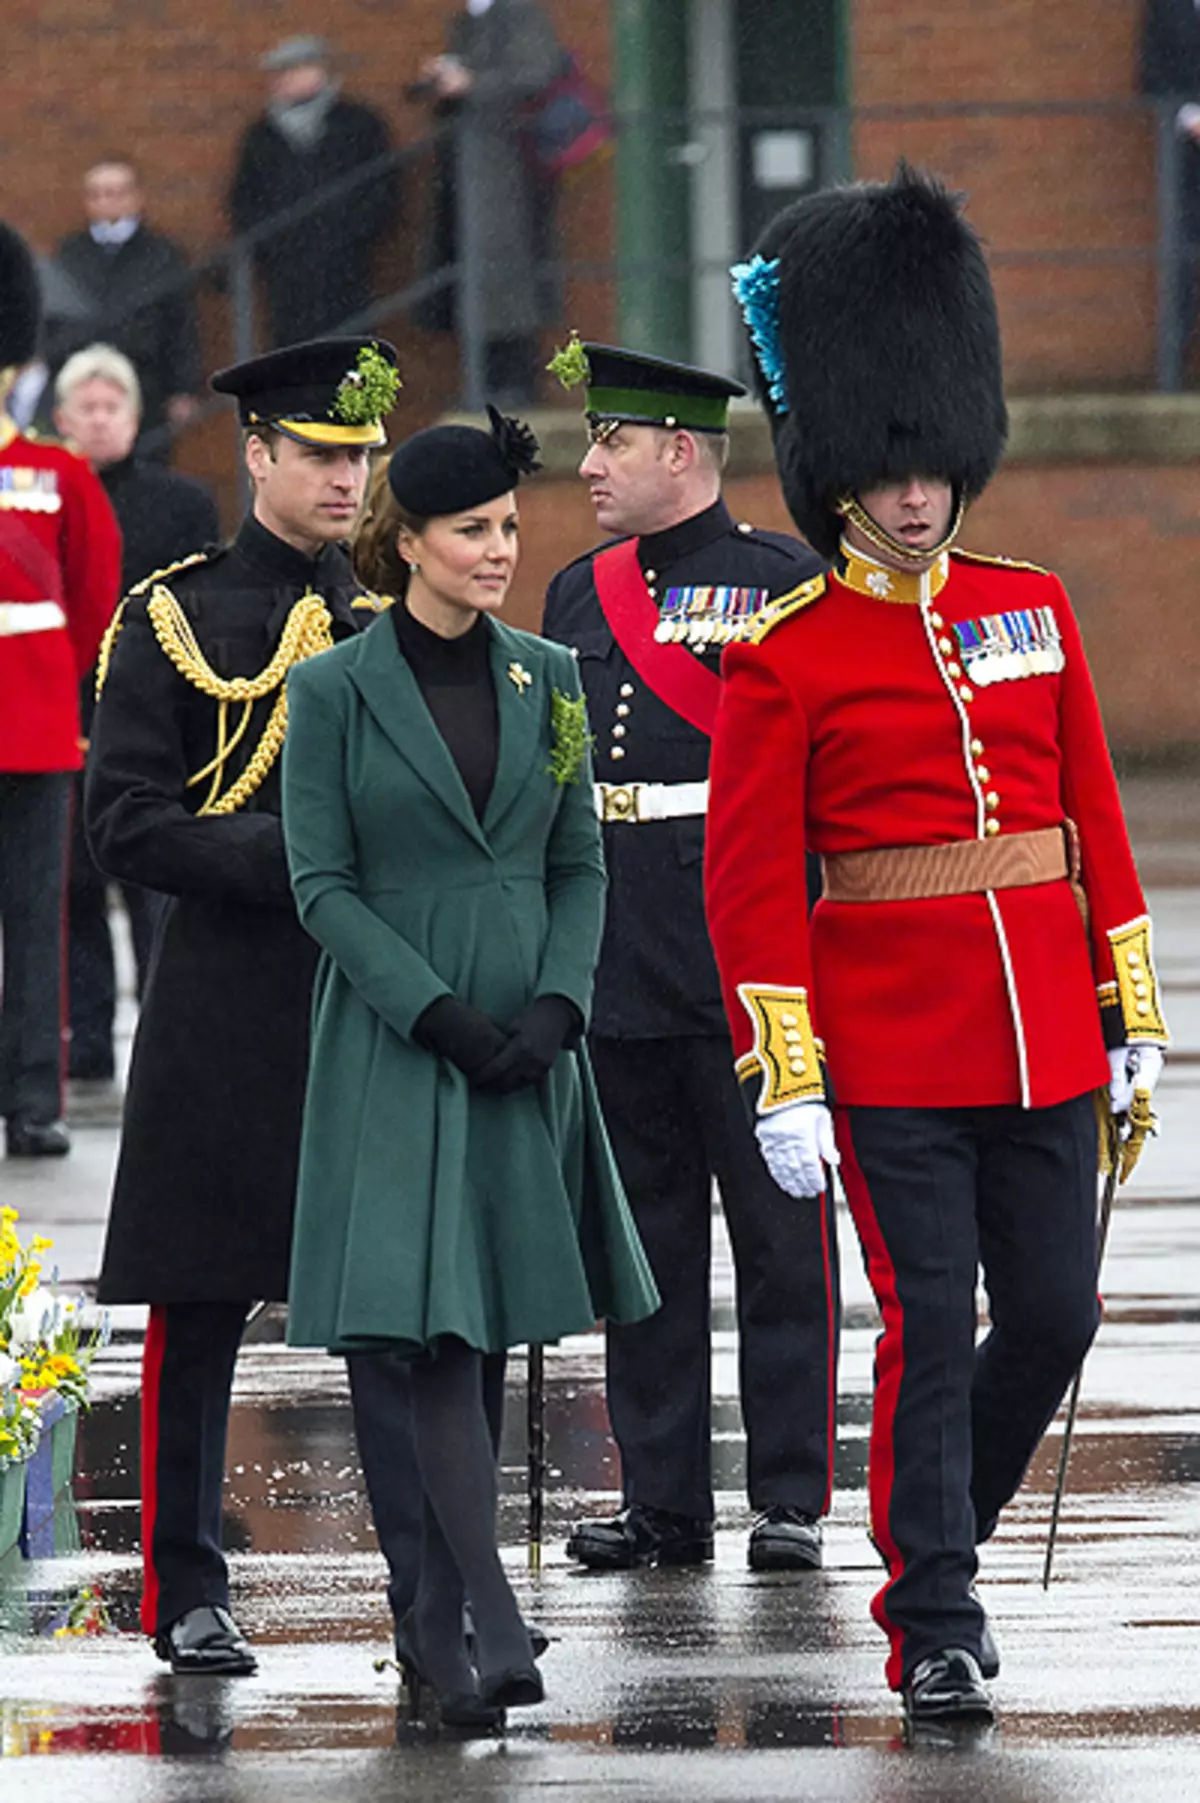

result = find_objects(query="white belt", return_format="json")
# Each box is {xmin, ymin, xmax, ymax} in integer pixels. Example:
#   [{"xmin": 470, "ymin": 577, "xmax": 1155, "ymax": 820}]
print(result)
[
  {"xmin": 594, "ymin": 780, "xmax": 710, "ymax": 824},
  {"xmin": 0, "ymin": 601, "xmax": 67, "ymax": 638}
]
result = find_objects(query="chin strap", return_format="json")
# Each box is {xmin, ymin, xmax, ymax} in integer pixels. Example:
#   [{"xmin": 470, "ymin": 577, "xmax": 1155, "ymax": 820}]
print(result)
[{"xmin": 836, "ymin": 490, "xmax": 966, "ymax": 569}]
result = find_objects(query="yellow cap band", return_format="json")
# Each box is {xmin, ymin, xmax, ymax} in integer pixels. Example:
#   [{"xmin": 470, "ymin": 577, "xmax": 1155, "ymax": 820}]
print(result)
[{"xmin": 272, "ymin": 418, "xmax": 386, "ymax": 448}]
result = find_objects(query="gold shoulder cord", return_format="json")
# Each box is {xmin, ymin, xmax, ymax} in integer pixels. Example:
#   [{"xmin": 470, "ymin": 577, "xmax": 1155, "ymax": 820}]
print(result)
[
  {"xmin": 95, "ymin": 553, "xmax": 215, "ymax": 703},
  {"xmin": 146, "ymin": 585, "xmax": 334, "ymax": 815}
]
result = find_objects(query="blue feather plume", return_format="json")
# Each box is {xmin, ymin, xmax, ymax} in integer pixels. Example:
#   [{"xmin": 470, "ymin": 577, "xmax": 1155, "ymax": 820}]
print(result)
[{"xmin": 729, "ymin": 254, "xmax": 788, "ymax": 414}]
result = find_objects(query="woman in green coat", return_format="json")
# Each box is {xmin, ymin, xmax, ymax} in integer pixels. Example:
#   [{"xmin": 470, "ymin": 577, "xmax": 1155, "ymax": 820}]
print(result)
[{"xmin": 281, "ymin": 408, "xmax": 657, "ymax": 1726}]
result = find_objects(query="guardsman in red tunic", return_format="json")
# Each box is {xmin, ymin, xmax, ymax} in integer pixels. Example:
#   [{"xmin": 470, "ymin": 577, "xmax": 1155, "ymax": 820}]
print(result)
[
  {"xmin": 707, "ymin": 168, "xmax": 1168, "ymax": 1728},
  {"xmin": 0, "ymin": 223, "xmax": 121, "ymax": 1157}
]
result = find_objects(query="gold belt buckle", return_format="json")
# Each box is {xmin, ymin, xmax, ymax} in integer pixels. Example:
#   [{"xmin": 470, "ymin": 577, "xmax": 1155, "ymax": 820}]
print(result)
[{"xmin": 601, "ymin": 782, "xmax": 641, "ymax": 823}]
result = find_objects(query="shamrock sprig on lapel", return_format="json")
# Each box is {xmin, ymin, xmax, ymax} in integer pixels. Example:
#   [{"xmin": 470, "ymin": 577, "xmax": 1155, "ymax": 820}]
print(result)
[{"xmin": 546, "ymin": 689, "xmax": 593, "ymax": 786}]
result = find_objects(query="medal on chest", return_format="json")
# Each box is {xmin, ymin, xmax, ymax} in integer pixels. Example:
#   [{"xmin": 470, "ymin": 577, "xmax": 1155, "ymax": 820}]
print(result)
[
  {"xmin": 952, "ymin": 605, "xmax": 1065, "ymax": 686},
  {"xmin": 653, "ymin": 584, "xmax": 771, "ymax": 648}
]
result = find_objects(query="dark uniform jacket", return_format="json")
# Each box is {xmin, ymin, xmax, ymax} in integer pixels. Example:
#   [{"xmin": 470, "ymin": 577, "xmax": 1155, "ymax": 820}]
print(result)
[
  {"xmin": 86, "ymin": 515, "xmax": 369, "ymax": 1303},
  {"xmin": 541, "ymin": 498, "xmax": 823, "ymax": 1040},
  {"xmin": 47, "ymin": 225, "xmax": 203, "ymax": 435}
]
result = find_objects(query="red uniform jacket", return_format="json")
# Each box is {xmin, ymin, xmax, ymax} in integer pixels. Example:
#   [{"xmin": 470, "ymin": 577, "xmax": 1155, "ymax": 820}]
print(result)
[
  {"xmin": 0, "ymin": 422, "xmax": 121, "ymax": 773},
  {"xmin": 704, "ymin": 545, "xmax": 1167, "ymax": 1113}
]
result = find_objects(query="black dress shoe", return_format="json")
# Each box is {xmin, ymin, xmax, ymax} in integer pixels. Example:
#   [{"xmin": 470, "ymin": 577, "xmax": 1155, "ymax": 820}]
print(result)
[
  {"xmin": 154, "ymin": 1605, "xmax": 258, "ymax": 1676},
  {"xmin": 396, "ymin": 1610, "xmax": 503, "ymax": 1730},
  {"xmin": 902, "ymin": 1648, "xmax": 994, "ymax": 1723},
  {"xmin": 6, "ymin": 1118, "xmax": 71, "ymax": 1159},
  {"xmin": 566, "ymin": 1503, "xmax": 714, "ymax": 1570},
  {"xmin": 748, "ymin": 1506, "xmax": 823, "ymax": 1571}
]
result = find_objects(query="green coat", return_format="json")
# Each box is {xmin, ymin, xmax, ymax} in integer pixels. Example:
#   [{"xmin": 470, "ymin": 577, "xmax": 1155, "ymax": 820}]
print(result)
[{"xmin": 281, "ymin": 611, "xmax": 658, "ymax": 1355}]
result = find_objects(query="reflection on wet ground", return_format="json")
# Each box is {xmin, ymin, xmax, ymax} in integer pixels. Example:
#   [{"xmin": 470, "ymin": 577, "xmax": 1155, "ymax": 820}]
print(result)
[{"xmin": 3, "ymin": 845, "xmax": 1200, "ymax": 1794}]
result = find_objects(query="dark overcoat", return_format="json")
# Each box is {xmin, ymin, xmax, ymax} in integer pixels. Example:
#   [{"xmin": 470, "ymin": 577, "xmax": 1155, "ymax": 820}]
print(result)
[
  {"xmin": 86, "ymin": 516, "xmax": 369, "ymax": 1304},
  {"xmin": 282, "ymin": 613, "xmax": 659, "ymax": 1355},
  {"xmin": 47, "ymin": 225, "xmax": 203, "ymax": 433},
  {"xmin": 541, "ymin": 498, "xmax": 824, "ymax": 1039},
  {"xmin": 419, "ymin": 0, "xmax": 562, "ymax": 338}
]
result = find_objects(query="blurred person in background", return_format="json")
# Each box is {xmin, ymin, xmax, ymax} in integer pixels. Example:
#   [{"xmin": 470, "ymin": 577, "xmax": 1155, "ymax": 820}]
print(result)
[
  {"xmin": 54, "ymin": 345, "xmax": 219, "ymax": 1115},
  {"xmin": 46, "ymin": 159, "xmax": 204, "ymax": 450},
  {"xmin": 414, "ymin": 0, "xmax": 563, "ymax": 406},
  {"xmin": 229, "ymin": 36, "xmax": 396, "ymax": 349},
  {"xmin": 0, "ymin": 227, "xmax": 122, "ymax": 1160},
  {"xmin": 1141, "ymin": 0, "xmax": 1200, "ymax": 371}
]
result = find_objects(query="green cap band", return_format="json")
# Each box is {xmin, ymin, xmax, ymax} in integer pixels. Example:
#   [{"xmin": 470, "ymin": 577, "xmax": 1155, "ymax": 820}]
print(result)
[{"xmin": 585, "ymin": 384, "xmax": 730, "ymax": 432}]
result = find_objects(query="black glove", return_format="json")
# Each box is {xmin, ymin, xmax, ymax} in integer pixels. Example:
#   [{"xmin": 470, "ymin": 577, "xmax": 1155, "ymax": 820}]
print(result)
[
  {"xmin": 472, "ymin": 994, "xmax": 582, "ymax": 1096},
  {"xmin": 412, "ymin": 995, "xmax": 508, "ymax": 1079}
]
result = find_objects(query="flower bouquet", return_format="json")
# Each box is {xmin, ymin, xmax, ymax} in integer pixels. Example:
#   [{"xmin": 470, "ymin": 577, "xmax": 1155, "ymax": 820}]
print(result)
[{"xmin": 0, "ymin": 1206, "xmax": 108, "ymax": 1558}]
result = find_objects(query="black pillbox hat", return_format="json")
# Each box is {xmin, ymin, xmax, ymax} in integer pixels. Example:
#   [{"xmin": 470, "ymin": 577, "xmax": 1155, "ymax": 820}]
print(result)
[{"xmin": 387, "ymin": 405, "xmax": 541, "ymax": 517}]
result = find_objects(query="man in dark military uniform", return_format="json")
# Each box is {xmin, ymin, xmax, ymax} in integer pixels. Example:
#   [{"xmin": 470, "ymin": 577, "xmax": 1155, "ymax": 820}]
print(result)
[
  {"xmin": 541, "ymin": 341, "xmax": 839, "ymax": 1572},
  {"xmin": 86, "ymin": 336, "xmax": 420, "ymax": 1674}
]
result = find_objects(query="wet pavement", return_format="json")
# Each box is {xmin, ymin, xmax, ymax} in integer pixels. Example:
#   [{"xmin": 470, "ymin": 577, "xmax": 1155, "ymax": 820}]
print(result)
[{"xmin": 2, "ymin": 774, "xmax": 1199, "ymax": 1798}]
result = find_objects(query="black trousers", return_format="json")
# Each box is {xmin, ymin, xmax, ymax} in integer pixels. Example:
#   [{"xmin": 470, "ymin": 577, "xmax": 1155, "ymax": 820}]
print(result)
[
  {"xmin": 346, "ymin": 1347, "xmax": 508, "ymax": 1631},
  {"xmin": 590, "ymin": 1033, "xmax": 840, "ymax": 1522},
  {"xmin": 0, "ymin": 771, "xmax": 71, "ymax": 1125},
  {"xmin": 836, "ymin": 1093, "xmax": 1100, "ymax": 1688},
  {"xmin": 140, "ymin": 1305, "xmax": 471, "ymax": 1638},
  {"xmin": 67, "ymin": 774, "xmax": 163, "ymax": 1079}
]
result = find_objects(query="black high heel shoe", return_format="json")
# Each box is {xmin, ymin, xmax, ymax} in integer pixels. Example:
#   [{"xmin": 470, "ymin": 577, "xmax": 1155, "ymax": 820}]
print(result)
[
  {"xmin": 396, "ymin": 1611, "xmax": 504, "ymax": 1730},
  {"xmin": 479, "ymin": 1662, "xmax": 545, "ymax": 1710}
]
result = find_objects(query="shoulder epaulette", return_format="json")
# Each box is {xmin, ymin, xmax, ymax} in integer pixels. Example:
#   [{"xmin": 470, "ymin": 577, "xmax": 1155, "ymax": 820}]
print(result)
[
  {"xmin": 951, "ymin": 548, "xmax": 1050, "ymax": 577},
  {"xmin": 747, "ymin": 573, "xmax": 827, "ymax": 644},
  {"xmin": 127, "ymin": 548, "xmax": 221, "ymax": 599}
]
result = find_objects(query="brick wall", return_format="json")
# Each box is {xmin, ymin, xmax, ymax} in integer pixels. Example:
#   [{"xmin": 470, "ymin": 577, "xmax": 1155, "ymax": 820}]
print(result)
[
  {"xmin": 509, "ymin": 457, "xmax": 1200, "ymax": 761},
  {"xmin": 850, "ymin": 1, "xmax": 1158, "ymax": 390}
]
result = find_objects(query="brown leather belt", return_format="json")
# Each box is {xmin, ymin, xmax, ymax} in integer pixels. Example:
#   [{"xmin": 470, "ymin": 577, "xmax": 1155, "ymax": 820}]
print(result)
[{"xmin": 822, "ymin": 822, "xmax": 1079, "ymax": 904}]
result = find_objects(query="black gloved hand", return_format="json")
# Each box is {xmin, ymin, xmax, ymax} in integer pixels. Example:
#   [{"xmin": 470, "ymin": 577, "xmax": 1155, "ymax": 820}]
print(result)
[
  {"xmin": 472, "ymin": 994, "xmax": 582, "ymax": 1096},
  {"xmin": 412, "ymin": 995, "xmax": 509, "ymax": 1079}
]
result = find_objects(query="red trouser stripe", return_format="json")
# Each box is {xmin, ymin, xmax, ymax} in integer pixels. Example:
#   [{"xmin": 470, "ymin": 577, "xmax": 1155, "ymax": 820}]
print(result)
[
  {"xmin": 139, "ymin": 1305, "xmax": 167, "ymax": 1637},
  {"xmin": 835, "ymin": 1109, "xmax": 908, "ymax": 1691},
  {"xmin": 818, "ymin": 1187, "xmax": 838, "ymax": 1516}
]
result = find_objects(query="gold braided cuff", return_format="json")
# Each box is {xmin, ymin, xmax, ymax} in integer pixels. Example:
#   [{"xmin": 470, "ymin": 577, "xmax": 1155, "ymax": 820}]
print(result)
[
  {"xmin": 1108, "ymin": 916, "xmax": 1168, "ymax": 1044},
  {"xmin": 735, "ymin": 984, "xmax": 824, "ymax": 1112}
]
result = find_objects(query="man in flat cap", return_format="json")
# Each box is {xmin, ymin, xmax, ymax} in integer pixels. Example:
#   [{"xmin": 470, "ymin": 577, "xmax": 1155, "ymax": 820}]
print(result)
[
  {"xmin": 542, "ymin": 340, "xmax": 839, "ymax": 1577},
  {"xmin": 229, "ymin": 38, "xmax": 395, "ymax": 348},
  {"xmin": 708, "ymin": 165, "xmax": 1167, "ymax": 1725},
  {"xmin": 0, "ymin": 223, "xmax": 121, "ymax": 1160},
  {"xmin": 86, "ymin": 336, "xmax": 413, "ymax": 1673}
]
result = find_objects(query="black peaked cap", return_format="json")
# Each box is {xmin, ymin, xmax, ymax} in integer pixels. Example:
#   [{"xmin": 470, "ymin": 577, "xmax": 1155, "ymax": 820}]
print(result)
[
  {"xmin": 746, "ymin": 165, "xmax": 1007, "ymax": 558},
  {"xmin": 388, "ymin": 406, "xmax": 541, "ymax": 517},
  {"xmin": 211, "ymin": 336, "xmax": 400, "ymax": 445},
  {"xmin": 0, "ymin": 223, "xmax": 42, "ymax": 368}
]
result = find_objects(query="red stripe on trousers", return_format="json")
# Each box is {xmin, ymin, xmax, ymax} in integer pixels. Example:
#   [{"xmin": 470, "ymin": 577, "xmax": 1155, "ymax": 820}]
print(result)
[
  {"xmin": 818, "ymin": 1186, "xmax": 837, "ymax": 1516},
  {"xmin": 835, "ymin": 1108, "xmax": 907, "ymax": 1691},
  {"xmin": 139, "ymin": 1305, "xmax": 167, "ymax": 1637}
]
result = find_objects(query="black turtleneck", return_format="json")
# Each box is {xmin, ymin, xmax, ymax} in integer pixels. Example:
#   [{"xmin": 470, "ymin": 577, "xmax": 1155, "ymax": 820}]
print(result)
[{"xmin": 391, "ymin": 602, "xmax": 498, "ymax": 820}]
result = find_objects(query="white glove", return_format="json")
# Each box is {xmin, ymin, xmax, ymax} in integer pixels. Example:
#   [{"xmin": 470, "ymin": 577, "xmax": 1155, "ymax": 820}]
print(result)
[
  {"xmin": 755, "ymin": 1100, "xmax": 840, "ymax": 1198},
  {"xmin": 1107, "ymin": 1044, "xmax": 1165, "ymax": 1117}
]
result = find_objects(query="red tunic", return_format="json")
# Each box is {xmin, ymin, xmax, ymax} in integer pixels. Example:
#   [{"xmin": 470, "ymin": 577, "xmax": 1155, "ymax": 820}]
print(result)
[
  {"xmin": 0, "ymin": 422, "xmax": 121, "ymax": 773},
  {"xmin": 704, "ymin": 546, "xmax": 1164, "ymax": 1112}
]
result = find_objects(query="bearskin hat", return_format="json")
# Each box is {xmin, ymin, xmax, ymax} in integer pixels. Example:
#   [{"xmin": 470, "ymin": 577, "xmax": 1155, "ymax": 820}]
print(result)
[
  {"xmin": 735, "ymin": 164, "xmax": 1007, "ymax": 559},
  {"xmin": 0, "ymin": 222, "xmax": 42, "ymax": 369}
]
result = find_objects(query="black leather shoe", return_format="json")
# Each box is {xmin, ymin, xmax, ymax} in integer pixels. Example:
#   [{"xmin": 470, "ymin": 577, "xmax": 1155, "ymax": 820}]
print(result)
[
  {"xmin": 6, "ymin": 1118, "xmax": 70, "ymax": 1159},
  {"xmin": 902, "ymin": 1648, "xmax": 994, "ymax": 1723},
  {"xmin": 566, "ymin": 1503, "xmax": 713, "ymax": 1569},
  {"xmin": 154, "ymin": 1605, "xmax": 258, "ymax": 1676},
  {"xmin": 480, "ymin": 1662, "xmax": 544, "ymax": 1710},
  {"xmin": 748, "ymin": 1506, "xmax": 823, "ymax": 1571}
]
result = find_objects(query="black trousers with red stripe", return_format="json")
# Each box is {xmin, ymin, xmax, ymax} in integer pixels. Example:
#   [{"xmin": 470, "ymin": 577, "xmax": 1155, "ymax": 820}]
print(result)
[
  {"xmin": 141, "ymin": 1305, "xmax": 448, "ymax": 1639},
  {"xmin": 591, "ymin": 1033, "xmax": 839, "ymax": 1523},
  {"xmin": 837, "ymin": 1092, "xmax": 1100, "ymax": 1689}
]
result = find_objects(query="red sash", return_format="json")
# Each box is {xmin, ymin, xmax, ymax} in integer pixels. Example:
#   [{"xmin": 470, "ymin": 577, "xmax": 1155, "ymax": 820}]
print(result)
[{"xmin": 592, "ymin": 538, "xmax": 722, "ymax": 737}]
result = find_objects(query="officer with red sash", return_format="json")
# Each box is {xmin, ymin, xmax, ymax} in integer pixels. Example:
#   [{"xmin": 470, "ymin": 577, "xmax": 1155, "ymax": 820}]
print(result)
[
  {"xmin": 542, "ymin": 340, "xmax": 838, "ymax": 1573},
  {"xmin": 707, "ymin": 167, "xmax": 1168, "ymax": 1725},
  {"xmin": 0, "ymin": 223, "xmax": 121, "ymax": 1158}
]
